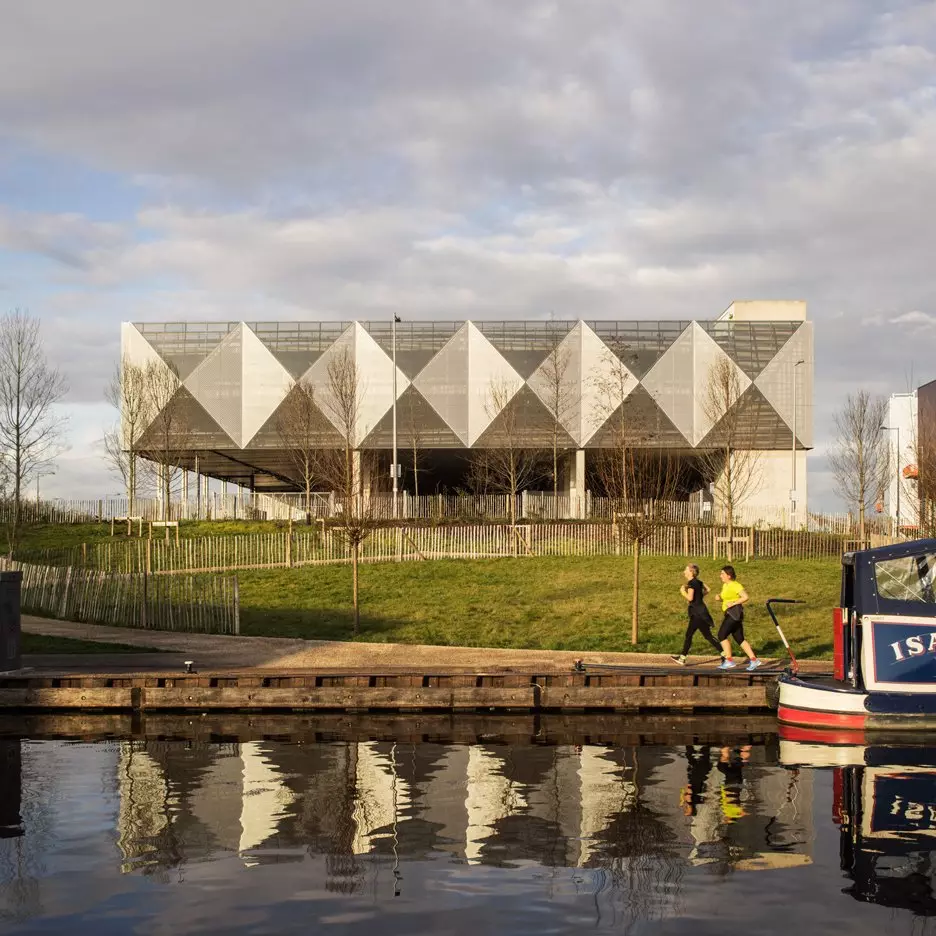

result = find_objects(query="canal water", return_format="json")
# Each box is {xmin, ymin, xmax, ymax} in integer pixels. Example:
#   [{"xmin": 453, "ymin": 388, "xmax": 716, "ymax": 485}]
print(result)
[{"xmin": 0, "ymin": 725, "xmax": 933, "ymax": 934}]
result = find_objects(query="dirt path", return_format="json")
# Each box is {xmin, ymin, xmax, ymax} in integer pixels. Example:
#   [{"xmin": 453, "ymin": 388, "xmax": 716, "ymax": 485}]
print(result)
[{"xmin": 21, "ymin": 615, "xmax": 830, "ymax": 673}]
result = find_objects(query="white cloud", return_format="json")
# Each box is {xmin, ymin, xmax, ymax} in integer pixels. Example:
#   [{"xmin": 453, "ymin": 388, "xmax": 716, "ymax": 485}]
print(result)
[{"xmin": 0, "ymin": 1, "xmax": 934, "ymax": 506}]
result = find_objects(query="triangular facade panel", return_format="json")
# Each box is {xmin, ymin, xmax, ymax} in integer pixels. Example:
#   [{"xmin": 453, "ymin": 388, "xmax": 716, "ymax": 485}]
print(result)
[
  {"xmin": 587, "ymin": 384, "xmax": 689, "ymax": 449},
  {"xmin": 754, "ymin": 323, "xmax": 813, "ymax": 446},
  {"xmin": 362, "ymin": 385, "xmax": 466, "ymax": 449},
  {"xmin": 248, "ymin": 385, "xmax": 345, "ymax": 450},
  {"xmin": 136, "ymin": 386, "xmax": 238, "ymax": 451},
  {"xmin": 696, "ymin": 384, "xmax": 793, "ymax": 451},
  {"xmin": 240, "ymin": 326, "xmax": 294, "ymax": 447},
  {"xmin": 183, "ymin": 325, "xmax": 244, "ymax": 445},
  {"xmin": 466, "ymin": 323, "xmax": 523, "ymax": 446},
  {"xmin": 473, "ymin": 385, "xmax": 576, "ymax": 449},
  {"xmin": 413, "ymin": 324, "xmax": 472, "ymax": 445},
  {"xmin": 588, "ymin": 321, "xmax": 688, "ymax": 379},
  {"xmin": 478, "ymin": 322, "xmax": 574, "ymax": 380},
  {"xmin": 699, "ymin": 321, "xmax": 802, "ymax": 380},
  {"xmin": 300, "ymin": 323, "xmax": 408, "ymax": 446},
  {"xmin": 134, "ymin": 324, "xmax": 232, "ymax": 381},
  {"xmin": 640, "ymin": 323, "xmax": 695, "ymax": 444},
  {"xmin": 368, "ymin": 322, "xmax": 463, "ymax": 380},
  {"xmin": 274, "ymin": 349, "xmax": 327, "ymax": 380},
  {"xmin": 691, "ymin": 323, "xmax": 752, "ymax": 447}
]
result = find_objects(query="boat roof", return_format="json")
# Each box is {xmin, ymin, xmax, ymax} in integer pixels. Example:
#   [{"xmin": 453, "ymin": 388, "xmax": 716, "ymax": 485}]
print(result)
[{"xmin": 843, "ymin": 538, "xmax": 936, "ymax": 566}]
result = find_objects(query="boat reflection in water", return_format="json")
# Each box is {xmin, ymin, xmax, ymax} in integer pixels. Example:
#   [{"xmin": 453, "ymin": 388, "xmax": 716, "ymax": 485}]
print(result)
[{"xmin": 781, "ymin": 737, "xmax": 936, "ymax": 915}]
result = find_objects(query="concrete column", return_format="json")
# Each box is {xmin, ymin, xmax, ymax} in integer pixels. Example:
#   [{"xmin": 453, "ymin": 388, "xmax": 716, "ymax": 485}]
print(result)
[{"xmin": 565, "ymin": 449, "xmax": 586, "ymax": 519}]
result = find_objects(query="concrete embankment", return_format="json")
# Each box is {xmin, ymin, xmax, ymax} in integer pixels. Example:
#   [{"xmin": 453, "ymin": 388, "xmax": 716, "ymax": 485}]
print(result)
[{"xmin": 12, "ymin": 616, "xmax": 828, "ymax": 713}]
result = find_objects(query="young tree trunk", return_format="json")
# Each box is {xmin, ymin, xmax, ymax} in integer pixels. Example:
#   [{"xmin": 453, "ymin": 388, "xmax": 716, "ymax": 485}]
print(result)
[
  {"xmin": 305, "ymin": 478, "xmax": 312, "ymax": 526},
  {"xmin": 631, "ymin": 537, "xmax": 640, "ymax": 645},
  {"xmin": 352, "ymin": 540, "xmax": 360, "ymax": 636},
  {"xmin": 413, "ymin": 443, "xmax": 419, "ymax": 498},
  {"xmin": 553, "ymin": 441, "xmax": 559, "ymax": 503}
]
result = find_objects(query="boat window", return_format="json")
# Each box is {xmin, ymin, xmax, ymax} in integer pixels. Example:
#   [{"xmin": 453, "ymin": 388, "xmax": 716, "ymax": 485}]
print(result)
[{"xmin": 875, "ymin": 552, "xmax": 936, "ymax": 603}]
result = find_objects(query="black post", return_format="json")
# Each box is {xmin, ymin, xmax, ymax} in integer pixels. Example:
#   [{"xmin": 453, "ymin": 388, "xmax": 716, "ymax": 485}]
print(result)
[{"xmin": 0, "ymin": 571, "xmax": 22, "ymax": 671}]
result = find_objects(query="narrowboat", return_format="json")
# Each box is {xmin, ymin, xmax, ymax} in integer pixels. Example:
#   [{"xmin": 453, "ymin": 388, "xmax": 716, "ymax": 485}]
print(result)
[{"xmin": 776, "ymin": 538, "xmax": 936, "ymax": 736}]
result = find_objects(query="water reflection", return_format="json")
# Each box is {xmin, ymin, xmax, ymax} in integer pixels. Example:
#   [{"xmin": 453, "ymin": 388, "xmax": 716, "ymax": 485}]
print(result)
[{"xmin": 0, "ymin": 727, "xmax": 933, "ymax": 933}]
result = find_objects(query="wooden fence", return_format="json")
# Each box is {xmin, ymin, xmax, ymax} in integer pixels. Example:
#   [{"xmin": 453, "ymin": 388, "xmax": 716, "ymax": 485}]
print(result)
[
  {"xmin": 17, "ymin": 523, "xmax": 901, "ymax": 576},
  {"xmin": 0, "ymin": 492, "xmax": 901, "ymax": 535},
  {"xmin": 7, "ymin": 561, "xmax": 240, "ymax": 634}
]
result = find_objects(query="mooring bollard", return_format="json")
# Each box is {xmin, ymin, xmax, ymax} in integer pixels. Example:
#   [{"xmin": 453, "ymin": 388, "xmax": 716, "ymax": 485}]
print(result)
[{"xmin": 0, "ymin": 571, "xmax": 22, "ymax": 672}]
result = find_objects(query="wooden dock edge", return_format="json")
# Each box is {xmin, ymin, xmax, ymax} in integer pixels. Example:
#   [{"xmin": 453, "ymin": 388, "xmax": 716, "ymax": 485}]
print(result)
[{"xmin": 0, "ymin": 671, "xmax": 775, "ymax": 712}]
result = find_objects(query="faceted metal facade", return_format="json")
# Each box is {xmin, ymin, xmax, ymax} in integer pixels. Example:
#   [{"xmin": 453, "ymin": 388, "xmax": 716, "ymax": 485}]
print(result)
[{"xmin": 123, "ymin": 319, "xmax": 813, "ymax": 486}]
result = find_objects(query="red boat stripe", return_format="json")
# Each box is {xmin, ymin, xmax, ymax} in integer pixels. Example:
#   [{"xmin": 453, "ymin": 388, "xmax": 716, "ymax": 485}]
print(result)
[
  {"xmin": 778, "ymin": 724, "xmax": 867, "ymax": 746},
  {"xmin": 777, "ymin": 705, "xmax": 866, "ymax": 729}
]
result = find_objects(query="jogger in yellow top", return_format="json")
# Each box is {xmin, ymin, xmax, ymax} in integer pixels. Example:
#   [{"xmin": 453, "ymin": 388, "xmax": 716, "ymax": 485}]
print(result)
[{"xmin": 716, "ymin": 565, "xmax": 761, "ymax": 671}]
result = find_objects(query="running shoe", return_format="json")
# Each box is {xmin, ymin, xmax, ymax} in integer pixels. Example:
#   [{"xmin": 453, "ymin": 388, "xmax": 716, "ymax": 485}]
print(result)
[
  {"xmin": 718, "ymin": 659, "xmax": 737, "ymax": 670},
  {"xmin": 670, "ymin": 655, "xmax": 687, "ymax": 666},
  {"xmin": 746, "ymin": 659, "xmax": 763, "ymax": 671}
]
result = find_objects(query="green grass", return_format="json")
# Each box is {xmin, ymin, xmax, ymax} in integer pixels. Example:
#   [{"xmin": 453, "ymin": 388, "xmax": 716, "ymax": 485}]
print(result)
[
  {"xmin": 236, "ymin": 555, "xmax": 841, "ymax": 659},
  {"xmin": 21, "ymin": 634, "xmax": 162, "ymax": 654},
  {"xmin": 15, "ymin": 519, "xmax": 290, "ymax": 551}
]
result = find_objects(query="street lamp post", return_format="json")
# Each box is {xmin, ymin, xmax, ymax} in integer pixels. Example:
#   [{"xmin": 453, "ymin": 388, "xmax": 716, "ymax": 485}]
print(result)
[
  {"xmin": 882, "ymin": 424, "xmax": 901, "ymax": 533},
  {"xmin": 391, "ymin": 314, "xmax": 401, "ymax": 519},
  {"xmin": 791, "ymin": 359, "xmax": 805, "ymax": 525}
]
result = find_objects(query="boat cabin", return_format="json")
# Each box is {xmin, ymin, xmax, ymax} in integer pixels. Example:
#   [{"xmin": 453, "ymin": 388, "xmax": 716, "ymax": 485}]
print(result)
[{"xmin": 834, "ymin": 538, "xmax": 936, "ymax": 693}]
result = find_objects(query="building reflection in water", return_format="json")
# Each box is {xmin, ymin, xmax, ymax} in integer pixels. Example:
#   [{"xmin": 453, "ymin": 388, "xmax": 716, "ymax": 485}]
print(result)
[
  {"xmin": 112, "ymin": 738, "xmax": 817, "ymax": 905},
  {"xmin": 5, "ymin": 733, "xmax": 936, "ymax": 927}
]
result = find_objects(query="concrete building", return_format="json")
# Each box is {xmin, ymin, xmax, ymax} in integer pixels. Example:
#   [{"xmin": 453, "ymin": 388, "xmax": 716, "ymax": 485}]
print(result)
[
  {"xmin": 122, "ymin": 299, "xmax": 813, "ymax": 511},
  {"xmin": 883, "ymin": 391, "xmax": 920, "ymax": 530}
]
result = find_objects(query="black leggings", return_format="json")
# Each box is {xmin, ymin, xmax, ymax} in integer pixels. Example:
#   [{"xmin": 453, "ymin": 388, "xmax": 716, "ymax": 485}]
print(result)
[
  {"xmin": 681, "ymin": 611, "xmax": 722, "ymax": 656},
  {"xmin": 718, "ymin": 608, "xmax": 745, "ymax": 644}
]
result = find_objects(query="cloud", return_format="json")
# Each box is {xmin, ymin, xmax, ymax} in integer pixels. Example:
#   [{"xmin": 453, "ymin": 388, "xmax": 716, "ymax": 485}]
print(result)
[{"xmin": 0, "ymin": 1, "xmax": 934, "ymax": 506}]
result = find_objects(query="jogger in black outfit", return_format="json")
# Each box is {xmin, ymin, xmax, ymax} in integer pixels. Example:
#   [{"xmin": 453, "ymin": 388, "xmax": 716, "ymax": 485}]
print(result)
[{"xmin": 671, "ymin": 564, "xmax": 723, "ymax": 665}]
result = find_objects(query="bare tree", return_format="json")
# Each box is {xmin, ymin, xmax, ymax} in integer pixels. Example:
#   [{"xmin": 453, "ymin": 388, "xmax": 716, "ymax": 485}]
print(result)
[
  {"xmin": 590, "ymin": 343, "xmax": 682, "ymax": 644},
  {"xmin": 103, "ymin": 356, "xmax": 155, "ymax": 513},
  {"xmin": 0, "ymin": 310, "xmax": 68, "ymax": 549},
  {"xmin": 829, "ymin": 391, "xmax": 889, "ymax": 543},
  {"xmin": 314, "ymin": 347, "xmax": 377, "ymax": 635},
  {"xmin": 480, "ymin": 377, "xmax": 545, "ymax": 526},
  {"xmin": 699, "ymin": 357, "xmax": 763, "ymax": 561},
  {"xmin": 404, "ymin": 392, "xmax": 425, "ymax": 499},
  {"xmin": 136, "ymin": 362, "xmax": 193, "ymax": 525},
  {"xmin": 537, "ymin": 335, "xmax": 578, "ymax": 508},
  {"xmin": 276, "ymin": 378, "xmax": 323, "ymax": 525}
]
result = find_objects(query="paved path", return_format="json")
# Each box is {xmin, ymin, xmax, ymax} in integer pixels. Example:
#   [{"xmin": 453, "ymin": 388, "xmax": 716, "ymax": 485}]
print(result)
[{"xmin": 21, "ymin": 615, "xmax": 831, "ymax": 674}]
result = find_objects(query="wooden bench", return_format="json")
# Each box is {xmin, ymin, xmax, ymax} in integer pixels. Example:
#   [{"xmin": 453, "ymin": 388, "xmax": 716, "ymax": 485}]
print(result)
[
  {"xmin": 714, "ymin": 534, "xmax": 751, "ymax": 562},
  {"xmin": 149, "ymin": 520, "xmax": 180, "ymax": 544},
  {"xmin": 111, "ymin": 516, "xmax": 144, "ymax": 537}
]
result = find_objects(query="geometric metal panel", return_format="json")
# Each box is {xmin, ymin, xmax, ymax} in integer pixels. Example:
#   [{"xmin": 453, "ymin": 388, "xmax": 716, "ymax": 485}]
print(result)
[
  {"xmin": 183, "ymin": 324, "xmax": 244, "ymax": 446},
  {"xmin": 240, "ymin": 326, "xmax": 294, "ymax": 447},
  {"xmin": 474, "ymin": 385, "xmax": 577, "ymax": 449},
  {"xmin": 699, "ymin": 320, "xmax": 801, "ymax": 380},
  {"xmin": 754, "ymin": 323, "xmax": 813, "ymax": 447},
  {"xmin": 413, "ymin": 323, "xmax": 472, "ymax": 446},
  {"xmin": 466, "ymin": 322, "xmax": 523, "ymax": 446},
  {"xmin": 588, "ymin": 320, "xmax": 688, "ymax": 379},
  {"xmin": 302, "ymin": 323, "xmax": 409, "ymax": 446},
  {"xmin": 414, "ymin": 322, "xmax": 523, "ymax": 446},
  {"xmin": 121, "ymin": 322, "xmax": 166, "ymax": 373},
  {"xmin": 586, "ymin": 385, "xmax": 688, "ymax": 449},
  {"xmin": 363, "ymin": 385, "xmax": 465, "ymax": 449},
  {"xmin": 528, "ymin": 321, "xmax": 637, "ymax": 447},
  {"xmin": 476, "ymin": 320, "xmax": 574, "ymax": 379},
  {"xmin": 640, "ymin": 323, "xmax": 694, "ymax": 446},
  {"xmin": 580, "ymin": 322, "xmax": 637, "ymax": 445},
  {"xmin": 692, "ymin": 323, "xmax": 751, "ymax": 446}
]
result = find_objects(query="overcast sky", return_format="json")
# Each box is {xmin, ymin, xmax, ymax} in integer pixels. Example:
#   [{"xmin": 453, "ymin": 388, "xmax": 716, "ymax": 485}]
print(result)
[{"xmin": 1, "ymin": 1, "xmax": 934, "ymax": 507}]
